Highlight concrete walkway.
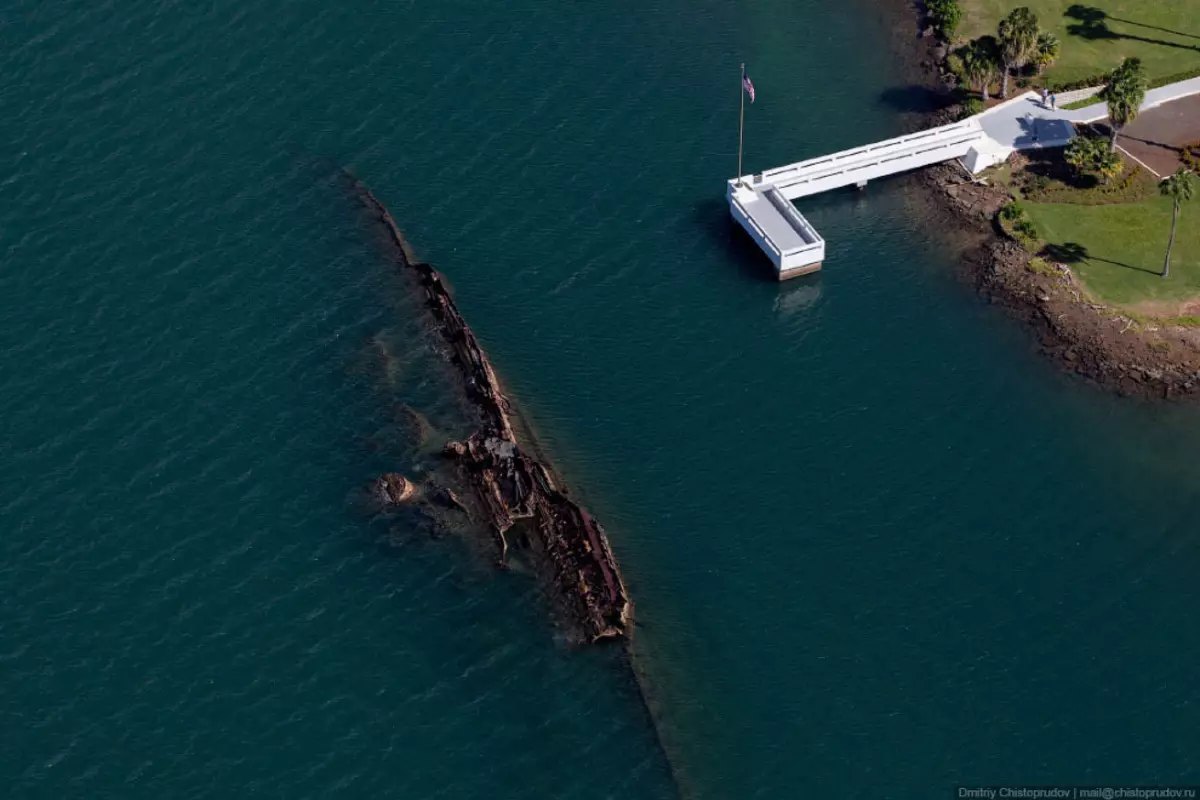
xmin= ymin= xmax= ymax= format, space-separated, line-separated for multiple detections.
xmin=974 ymin=75 xmax=1200 ymax=154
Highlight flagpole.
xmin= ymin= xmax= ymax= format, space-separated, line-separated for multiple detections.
xmin=737 ymin=63 xmax=746 ymax=187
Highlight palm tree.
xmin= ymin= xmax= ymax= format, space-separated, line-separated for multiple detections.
xmin=1033 ymin=32 xmax=1060 ymax=76
xmin=1160 ymin=168 xmax=1195 ymax=279
xmin=1105 ymin=57 xmax=1147 ymax=147
xmin=998 ymin=7 xmax=1039 ymax=97
xmin=957 ymin=36 xmax=1001 ymax=101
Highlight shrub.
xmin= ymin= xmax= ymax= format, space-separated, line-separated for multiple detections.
xmin=998 ymin=201 xmax=1041 ymax=250
xmin=1107 ymin=165 xmax=1143 ymax=193
xmin=1148 ymin=67 xmax=1200 ymax=91
xmin=1065 ymin=134 xmax=1122 ymax=183
xmin=1027 ymin=256 xmax=1057 ymax=276
xmin=1048 ymin=72 xmax=1112 ymax=92
xmin=999 ymin=200 xmax=1026 ymax=222
xmin=1096 ymin=150 xmax=1125 ymax=185
xmin=957 ymin=96 xmax=984 ymax=119
xmin=926 ymin=0 xmax=963 ymax=39
xmin=1182 ymin=141 xmax=1200 ymax=172
xmin=1044 ymin=67 xmax=1195 ymax=99
xmin=1061 ymin=94 xmax=1103 ymax=111
xmin=1019 ymin=162 xmax=1156 ymax=205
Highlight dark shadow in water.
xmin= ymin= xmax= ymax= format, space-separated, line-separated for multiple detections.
xmin=1064 ymin=5 xmax=1200 ymax=52
xmin=773 ymin=273 xmax=824 ymax=318
xmin=878 ymin=85 xmax=959 ymax=114
xmin=1045 ymin=241 xmax=1158 ymax=274
xmin=691 ymin=197 xmax=784 ymax=284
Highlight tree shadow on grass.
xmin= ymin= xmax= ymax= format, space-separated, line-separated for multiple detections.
xmin=1044 ymin=242 xmax=1089 ymax=263
xmin=1064 ymin=5 xmax=1200 ymax=52
xmin=1108 ymin=16 xmax=1200 ymax=42
xmin=1044 ymin=240 xmax=1159 ymax=274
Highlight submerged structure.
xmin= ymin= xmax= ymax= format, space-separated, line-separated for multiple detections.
xmin=350 ymin=174 xmax=633 ymax=642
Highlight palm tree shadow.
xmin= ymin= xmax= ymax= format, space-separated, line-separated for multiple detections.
xmin=1119 ymin=134 xmax=1179 ymax=152
xmin=691 ymin=197 xmax=784 ymax=283
xmin=1109 ymin=15 xmax=1200 ymax=41
xmin=1064 ymin=5 xmax=1200 ymax=52
xmin=1045 ymin=241 xmax=1159 ymax=274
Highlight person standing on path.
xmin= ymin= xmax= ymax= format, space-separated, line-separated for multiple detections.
xmin=1041 ymin=88 xmax=1049 ymax=107
xmin=1050 ymin=92 xmax=1057 ymax=111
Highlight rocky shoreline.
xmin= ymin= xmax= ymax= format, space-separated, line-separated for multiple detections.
xmin=348 ymin=173 xmax=633 ymax=642
xmin=904 ymin=15 xmax=1200 ymax=400
xmin=921 ymin=161 xmax=1200 ymax=398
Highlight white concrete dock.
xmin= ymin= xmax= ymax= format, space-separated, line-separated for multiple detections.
xmin=729 ymin=75 xmax=1200 ymax=279
xmin=728 ymin=185 xmax=826 ymax=278
xmin=728 ymin=119 xmax=994 ymax=278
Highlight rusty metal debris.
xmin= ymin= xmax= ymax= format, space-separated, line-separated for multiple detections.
xmin=350 ymin=173 xmax=632 ymax=641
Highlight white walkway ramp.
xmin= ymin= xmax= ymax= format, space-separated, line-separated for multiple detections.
xmin=747 ymin=119 xmax=987 ymax=200
xmin=728 ymin=119 xmax=994 ymax=278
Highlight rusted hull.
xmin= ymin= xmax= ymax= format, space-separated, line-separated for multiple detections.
xmin=349 ymin=174 xmax=632 ymax=642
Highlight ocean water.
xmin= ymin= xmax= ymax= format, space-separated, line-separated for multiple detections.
xmin=2 ymin=0 xmax=1199 ymax=798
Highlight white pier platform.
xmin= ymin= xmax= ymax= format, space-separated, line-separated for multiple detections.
xmin=728 ymin=184 xmax=826 ymax=278
xmin=728 ymin=119 xmax=1002 ymax=279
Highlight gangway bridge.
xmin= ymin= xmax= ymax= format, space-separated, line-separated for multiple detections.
xmin=729 ymin=77 xmax=1200 ymax=278
xmin=728 ymin=118 xmax=1010 ymax=279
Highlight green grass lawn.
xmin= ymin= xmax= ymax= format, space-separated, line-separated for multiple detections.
xmin=1025 ymin=197 xmax=1200 ymax=307
xmin=960 ymin=0 xmax=1200 ymax=86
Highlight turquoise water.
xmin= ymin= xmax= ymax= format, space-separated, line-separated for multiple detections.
xmin=3 ymin=0 xmax=1200 ymax=798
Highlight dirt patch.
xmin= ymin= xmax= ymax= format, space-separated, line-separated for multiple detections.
xmin=1129 ymin=296 xmax=1200 ymax=317
xmin=1114 ymin=93 xmax=1200 ymax=177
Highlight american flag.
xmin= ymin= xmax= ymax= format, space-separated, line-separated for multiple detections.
xmin=742 ymin=70 xmax=755 ymax=103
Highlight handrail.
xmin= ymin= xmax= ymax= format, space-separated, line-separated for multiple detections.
xmin=758 ymin=122 xmax=984 ymax=181
xmin=763 ymin=188 xmax=822 ymax=247
xmin=770 ymin=132 xmax=983 ymax=195
xmin=761 ymin=121 xmax=981 ymax=179
xmin=730 ymin=195 xmax=782 ymax=258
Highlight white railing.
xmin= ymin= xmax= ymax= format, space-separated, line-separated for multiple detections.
xmin=770 ymin=131 xmax=983 ymax=198
xmin=759 ymin=120 xmax=981 ymax=182
xmin=729 ymin=195 xmax=782 ymax=260
xmin=763 ymin=188 xmax=824 ymax=257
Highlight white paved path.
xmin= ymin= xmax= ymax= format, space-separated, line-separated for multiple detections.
xmin=974 ymin=75 xmax=1200 ymax=153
